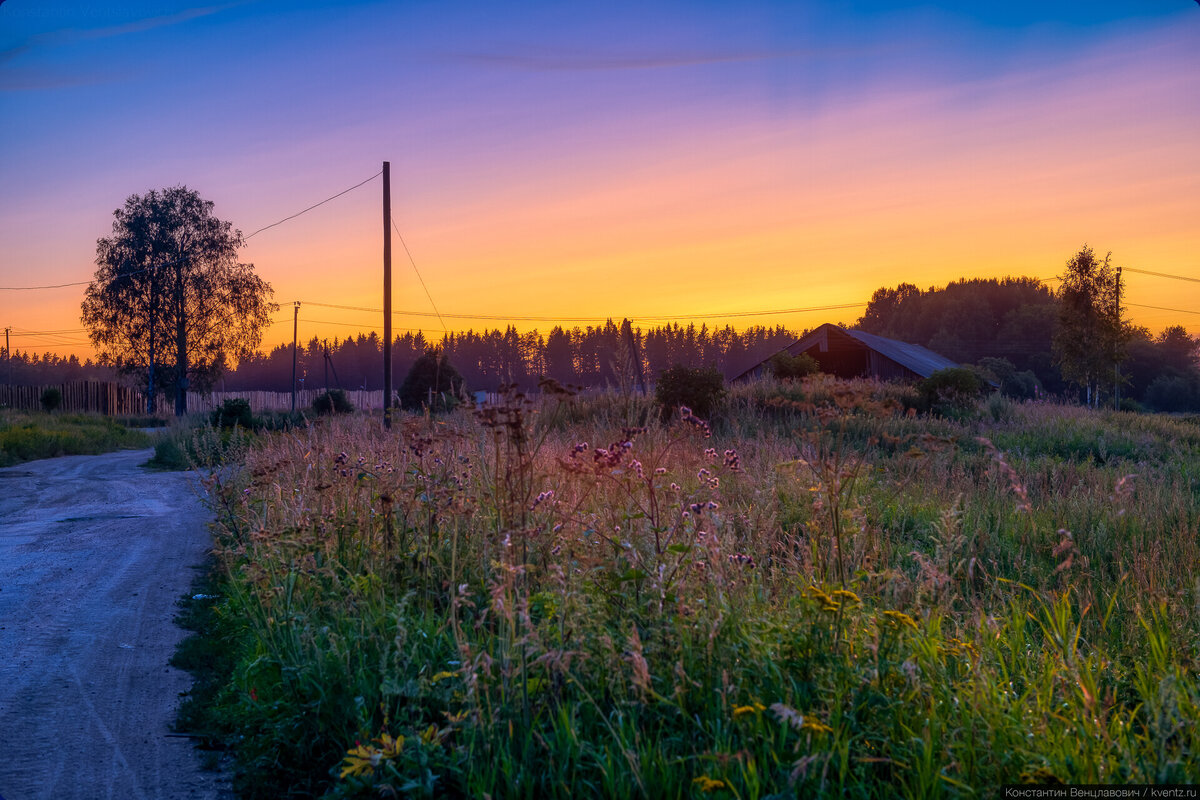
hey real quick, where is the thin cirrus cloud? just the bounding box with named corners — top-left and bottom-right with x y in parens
top-left (444, 47), bottom-right (847, 72)
top-left (0, 2), bottom-right (245, 66)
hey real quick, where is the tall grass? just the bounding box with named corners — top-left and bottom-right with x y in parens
top-left (0, 409), bottom-right (150, 466)
top-left (188, 378), bottom-right (1200, 798)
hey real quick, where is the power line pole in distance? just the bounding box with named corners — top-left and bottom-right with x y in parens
top-left (291, 301), bottom-right (300, 413)
top-left (383, 160), bottom-right (393, 428)
top-left (1114, 266), bottom-right (1121, 410)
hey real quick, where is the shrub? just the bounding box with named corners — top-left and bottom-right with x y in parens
top-left (654, 364), bottom-right (726, 420)
top-left (1145, 374), bottom-right (1200, 413)
top-left (768, 351), bottom-right (820, 381)
top-left (978, 357), bottom-right (1038, 400)
top-left (313, 389), bottom-right (353, 416)
top-left (400, 351), bottom-right (464, 412)
top-left (917, 366), bottom-right (987, 418)
top-left (40, 386), bottom-right (62, 412)
top-left (211, 398), bottom-right (254, 430)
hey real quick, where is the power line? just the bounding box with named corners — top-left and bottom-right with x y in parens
top-left (0, 171), bottom-right (384, 291)
top-left (1126, 302), bottom-right (1200, 317)
top-left (390, 215), bottom-right (447, 331)
top-left (298, 299), bottom-right (867, 324)
top-left (1123, 267), bottom-right (1200, 285)
top-left (245, 170), bottom-right (382, 241)
top-left (305, 317), bottom-right (430, 334)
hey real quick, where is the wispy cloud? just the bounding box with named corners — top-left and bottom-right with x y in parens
top-left (0, 2), bottom-right (247, 65)
top-left (445, 47), bottom-right (842, 73)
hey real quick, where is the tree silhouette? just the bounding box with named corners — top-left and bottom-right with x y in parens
top-left (1052, 245), bottom-right (1124, 407)
top-left (82, 187), bottom-right (276, 414)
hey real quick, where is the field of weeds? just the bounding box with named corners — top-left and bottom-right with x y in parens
top-left (0, 410), bottom-right (150, 467)
top-left (185, 377), bottom-right (1200, 798)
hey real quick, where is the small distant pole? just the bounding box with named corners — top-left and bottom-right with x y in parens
top-left (622, 318), bottom-right (647, 395)
top-left (383, 160), bottom-right (393, 428)
top-left (1114, 266), bottom-right (1121, 410)
top-left (291, 301), bottom-right (300, 413)
top-left (4, 326), bottom-right (10, 385)
top-left (323, 339), bottom-right (330, 391)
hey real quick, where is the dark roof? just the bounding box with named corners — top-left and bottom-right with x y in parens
top-left (837, 328), bottom-right (958, 378)
top-left (727, 323), bottom-right (958, 382)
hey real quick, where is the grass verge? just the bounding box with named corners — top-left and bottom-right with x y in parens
top-left (0, 409), bottom-right (151, 467)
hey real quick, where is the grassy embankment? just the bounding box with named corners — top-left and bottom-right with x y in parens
top-left (0, 410), bottom-right (152, 467)
top-left (177, 377), bottom-right (1200, 798)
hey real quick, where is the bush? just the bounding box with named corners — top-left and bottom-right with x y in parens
top-left (654, 364), bottom-right (726, 420)
top-left (211, 398), bottom-right (253, 430)
top-left (1145, 374), bottom-right (1200, 413)
top-left (917, 366), bottom-right (987, 418)
top-left (313, 389), bottom-right (353, 416)
top-left (768, 351), bottom-right (820, 381)
top-left (977, 357), bottom-right (1038, 400)
top-left (40, 386), bottom-right (62, 412)
top-left (400, 351), bottom-right (464, 412)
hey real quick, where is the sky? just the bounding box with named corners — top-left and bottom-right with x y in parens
top-left (1, 0), bottom-right (1198, 359)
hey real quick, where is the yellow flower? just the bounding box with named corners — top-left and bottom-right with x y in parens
top-left (339, 744), bottom-right (378, 779)
top-left (882, 610), bottom-right (919, 631)
top-left (831, 589), bottom-right (861, 605)
top-left (338, 733), bottom-right (405, 780)
top-left (430, 671), bottom-right (455, 683)
top-left (801, 719), bottom-right (835, 735)
top-left (692, 776), bottom-right (727, 793)
top-left (732, 702), bottom-right (765, 719)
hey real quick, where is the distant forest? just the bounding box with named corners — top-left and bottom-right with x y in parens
top-left (7, 277), bottom-right (1198, 410)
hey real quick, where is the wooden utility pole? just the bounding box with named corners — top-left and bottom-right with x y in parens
top-left (383, 160), bottom-right (393, 428)
top-left (622, 318), bottom-right (647, 395)
top-left (4, 327), bottom-right (10, 385)
top-left (1114, 266), bottom-right (1122, 410)
top-left (291, 301), bottom-right (300, 413)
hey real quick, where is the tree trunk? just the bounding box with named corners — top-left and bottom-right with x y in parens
top-left (175, 282), bottom-right (188, 416)
top-left (147, 319), bottom-right (156, 415)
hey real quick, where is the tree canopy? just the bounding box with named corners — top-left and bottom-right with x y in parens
top-left (1052, 245), bottom-right (1124, 406)
top-left (81, 186), bottom-right (276, 414)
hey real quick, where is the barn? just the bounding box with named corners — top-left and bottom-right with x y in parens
top-left (728, 323), bottom-right (958, 383)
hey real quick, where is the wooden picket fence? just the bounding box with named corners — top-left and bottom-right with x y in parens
top-left (0, 381), bottom-right (146, 415)
top-left (2, 382), bottom-right (403, 417)
top-left (188, 389), bottom-right (386, 413)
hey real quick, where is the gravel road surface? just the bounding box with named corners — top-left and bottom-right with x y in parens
top-left (0, 449), bottom-right (231, 800)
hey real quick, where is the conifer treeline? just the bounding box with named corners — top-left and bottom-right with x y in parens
top-left (220, 323), bottom-right (800, 392)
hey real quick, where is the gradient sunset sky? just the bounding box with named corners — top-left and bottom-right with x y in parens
top-left (1, 0), bottom-right (1197, 358)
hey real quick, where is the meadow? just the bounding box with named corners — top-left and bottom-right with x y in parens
top-left (178, 377), bottom-right (1200, 798)
top-left (0, 409), bottom-right (151, 467)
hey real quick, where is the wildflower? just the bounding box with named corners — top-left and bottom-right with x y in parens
top-left (654, 467), bottom-right (667, 475)
top-left (723, 449), bottom-right (741, 471)
top-left (801, 719), bottom-right (834, 735)
top-left (692, 776), bottom-right (727, 793)
top-left (704, 448), bottom-right (718, 459)
top-left (430, 671), bottom-right (455, 683)
top-left (882, 610), bottom-right (919, 631)
top-left (771, 702), bottom-right (805, 731)
top-left (732, 703), bottom-right (766, 719)
top-left (830, 589), bottom-right (861, 605)
top-left (338, 732), bottom-right (404, 779)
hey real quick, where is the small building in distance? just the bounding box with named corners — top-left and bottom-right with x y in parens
top-left (728, 323), bottom-right (957, 383)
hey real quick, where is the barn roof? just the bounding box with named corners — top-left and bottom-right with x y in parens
top-left (838, 328), bottom-right (958, 378)
top-left (727, 323), bottom-right (958, 382)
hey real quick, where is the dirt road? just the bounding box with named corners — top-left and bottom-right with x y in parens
top-left (0, 449), bottom-right (231, 800)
